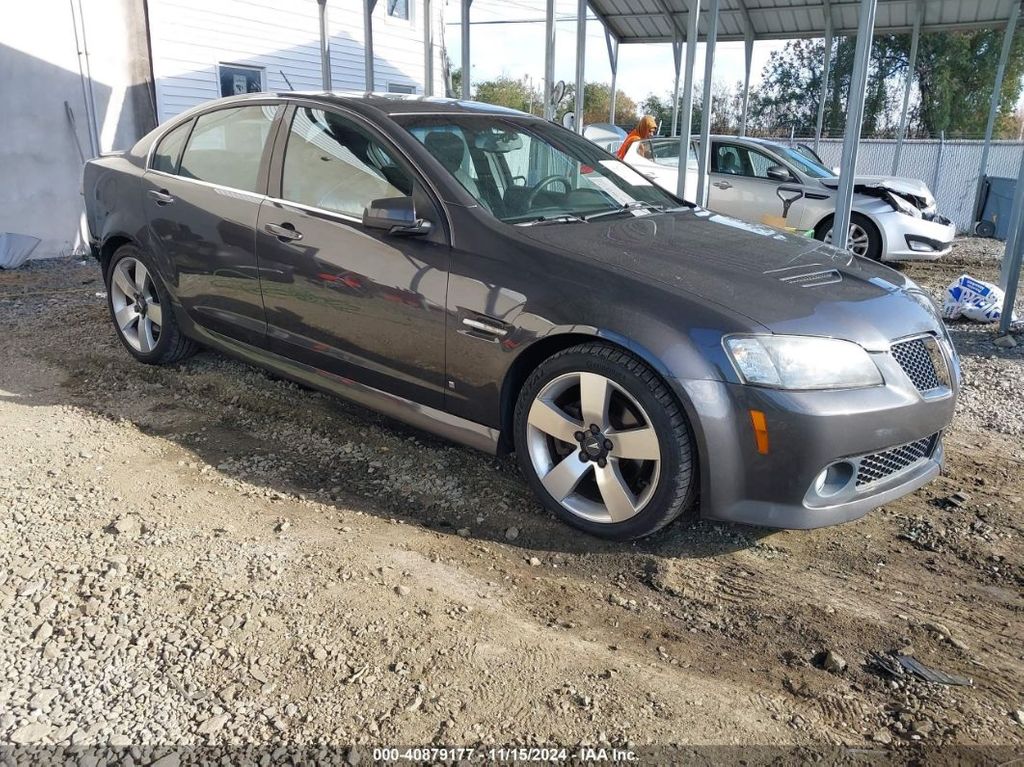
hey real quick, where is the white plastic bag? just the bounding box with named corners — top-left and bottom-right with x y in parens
top-left (942, 274), bottom-right (1015, 323)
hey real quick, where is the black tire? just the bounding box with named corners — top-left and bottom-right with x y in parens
top-left (815, 212), bottom-right (883, 261)
top-left (105, 244), bottom-right (197, 365)
top-left (513, 342), bottom-right (696, 540)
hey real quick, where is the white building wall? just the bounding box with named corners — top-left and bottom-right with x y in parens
top-left (148, 0), bottom-right (447, 123)
top-left (0, 0), bottom-right (155, 259)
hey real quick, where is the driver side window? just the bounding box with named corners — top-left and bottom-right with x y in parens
top-left (282, 107), bottom-right (412, 218)
top-left (712, 143), bottom-right (779, 180)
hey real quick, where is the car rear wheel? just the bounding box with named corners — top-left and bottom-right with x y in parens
top-left (106, 244), bottom-right (197, 364)
top-left (817, 213), bottom-right (882, 261)
top-left (514, 343), bottom-right (696, 540)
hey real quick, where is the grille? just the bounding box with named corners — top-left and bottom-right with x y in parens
top-left (856, 434), bottom-right (937, 486)
top-left (891, 337), bottom-right (943, 392)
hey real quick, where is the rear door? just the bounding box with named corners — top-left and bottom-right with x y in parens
top-left (142, 102), bottom-right (281, 347)
top-left (255, 104), bottom-right (449, 408)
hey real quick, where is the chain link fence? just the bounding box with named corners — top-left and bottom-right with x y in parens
top-left (785, 138), bottom-right (1024, 234)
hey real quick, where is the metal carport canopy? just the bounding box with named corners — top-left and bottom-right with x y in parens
top-left (590, 0), bottom-right (1019, 43)
top-left (577, 0), bottom-right (1023, 330)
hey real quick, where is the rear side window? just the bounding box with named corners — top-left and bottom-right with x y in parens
top-left (151, 121), bottom-right (192, 174)
top-left (178, 105), bottom-right (278, 193)
top-left (281, 107), bottom-right (412, 218)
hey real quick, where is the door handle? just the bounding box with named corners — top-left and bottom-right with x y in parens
top-left (713, 181), bottom-right (733, 190)
top-left (148, 189), bottom-right (174, 205)
top-left (265, 222), bottom-right (303, 241)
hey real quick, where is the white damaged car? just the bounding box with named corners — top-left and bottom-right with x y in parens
top-left (621, 134), bottom-right (956, 262)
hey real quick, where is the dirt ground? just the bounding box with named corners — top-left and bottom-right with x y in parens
top-left (0, 239), bottom-right (1021, 759)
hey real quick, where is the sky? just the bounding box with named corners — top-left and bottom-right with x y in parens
top-left (443, 0), bottom-right (789, 113)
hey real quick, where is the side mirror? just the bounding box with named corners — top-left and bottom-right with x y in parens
top-left (362, 196), bottom-right (431, 236)
top-left (767, 165), bottom-right (792, 182)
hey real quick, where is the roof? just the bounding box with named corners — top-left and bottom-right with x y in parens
top-left (278, 91), bottom-right (530, 117)
top-left (591, 0), bottom-right (1020, 44)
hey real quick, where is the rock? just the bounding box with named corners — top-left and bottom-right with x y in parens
top-left (33, 622), bottom-right (53, 643)
top-left (1013, 710), bottom-right (1024, 726)
top-left (197, 713), bottom-right (230, 735)
top-left (871, 728), bottom-right (893, 745)
top-left (528, 557), bottom-right (542, 567)
top-left (275, 519), bottom-right (291, 533)
top-left (822, 650), bottom-right (847, 674)
top-left (505, 527), bottom-right (519, 541)
top-left (29, 689), bottom-right (58, 710)
top-left (111, 516), bottom-right (142, 538)
top-left (10, 722), bottom-right (53, 743)
top-left (457, 528), bottom-right (470, 538)
top-left (312, 646), bottom-right (328, 661)
top-left (992, 334), bottom-right (1017, 348)
top-left (394, 585), bottom-right (410, 597)
top-left (911, 719), bottom-right (933, 736)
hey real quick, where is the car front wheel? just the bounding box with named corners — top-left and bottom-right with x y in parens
top-left (514, 343), bottom-right (696, 540)
top-left (817, 213), bottom-right (883, 261)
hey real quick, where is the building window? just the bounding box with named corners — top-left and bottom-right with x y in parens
top-left (387, 83), bottom-right (416, 94)
top-left (218, 64), bottom-right (265, 98)
top-left (387, 0), bottom-right (409, 20)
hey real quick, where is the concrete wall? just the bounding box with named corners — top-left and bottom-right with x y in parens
top-left (149, 0), bottom-right (447, 122)
top-left (0, 0), bottom-right (156, 260)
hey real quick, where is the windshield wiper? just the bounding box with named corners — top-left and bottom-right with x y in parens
top-left (515, 213), bottom-right (586, 227)
top-left (583, 201), bottom-right (667, 221)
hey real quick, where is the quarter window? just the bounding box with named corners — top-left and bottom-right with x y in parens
top-left (178, 105), bottom-right (278, 193)
top-left (282, 107), bottom-right (413, 218)
top-left (151, 120), bottom-right (192, 174)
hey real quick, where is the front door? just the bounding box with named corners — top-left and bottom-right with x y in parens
top-left (142, 103), bottom-right (280, 347)
top-left (256, 105), bottom-right (449, 408)
top-left (706, 141), bottom-right (803, 225)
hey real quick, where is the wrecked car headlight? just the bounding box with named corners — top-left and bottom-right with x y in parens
top-left (724, 335), bottom-right (883, 390)
top-left (889, 192), bottom-right (922, 219)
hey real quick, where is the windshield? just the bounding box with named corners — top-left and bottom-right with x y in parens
top-left (774, 145), bottom-right (834, 179)
top-left (397, 115), bottom-right (681, 224)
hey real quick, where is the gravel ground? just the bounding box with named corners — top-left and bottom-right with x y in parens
top-left (0, 240), bottom-right (1022, 758)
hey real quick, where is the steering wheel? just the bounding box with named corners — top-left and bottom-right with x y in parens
top-left (525, 175), bottom-right (572, 207)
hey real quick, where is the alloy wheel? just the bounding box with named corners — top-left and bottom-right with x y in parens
top-left (525, 371), bottom-right (661, 524)
top-left (110, 257), bottom-right (163, 354)
top-left (824, 222), bottom-right (870, 257)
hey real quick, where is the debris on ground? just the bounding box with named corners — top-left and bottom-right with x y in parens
top-left (0, 248), bottom-right (1020, 749)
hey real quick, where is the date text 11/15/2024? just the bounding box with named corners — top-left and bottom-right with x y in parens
top-left (373, 746), bottom-right (639, 762)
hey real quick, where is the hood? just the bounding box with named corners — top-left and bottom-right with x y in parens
top-left (820, 175), bottom-right (935, 208)
top-left (517, 208), bottom-right (942, 350)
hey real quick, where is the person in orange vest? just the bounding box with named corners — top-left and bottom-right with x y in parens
top-left (616, 115), bottom-right (658, 160)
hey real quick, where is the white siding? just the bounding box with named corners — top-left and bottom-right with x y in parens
top-left (149, 0), bottom-right (447, 123)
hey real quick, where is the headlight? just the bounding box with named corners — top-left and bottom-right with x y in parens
top-left (888, 192), bottom-right (922, 218)
top-left (724, 335), bottom-right (883, 390)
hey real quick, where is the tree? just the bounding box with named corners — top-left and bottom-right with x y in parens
top-left (561, 82), bottom-right (639, 126)
top-left (747, 29), bottom-right (1024, 138)
top-left (638, 81), bottom-right (739, 136)
top-left (473, 75), bottom-right (544, 115)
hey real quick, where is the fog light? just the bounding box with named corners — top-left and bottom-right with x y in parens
top-left (813, 462), bottom-right (854, 497)
top-left (907, 239), bottom-right (936, 252)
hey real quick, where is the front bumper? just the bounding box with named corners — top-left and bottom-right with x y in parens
top-left (880, 212), bottom-right (956, 262)
top-left (676, 343), bottom-right (958, 529)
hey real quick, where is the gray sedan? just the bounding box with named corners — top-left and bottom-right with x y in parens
top-left (623, 135), bottom-right (956, 262)
top-left (83, 94), bottom-right (959, 539)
